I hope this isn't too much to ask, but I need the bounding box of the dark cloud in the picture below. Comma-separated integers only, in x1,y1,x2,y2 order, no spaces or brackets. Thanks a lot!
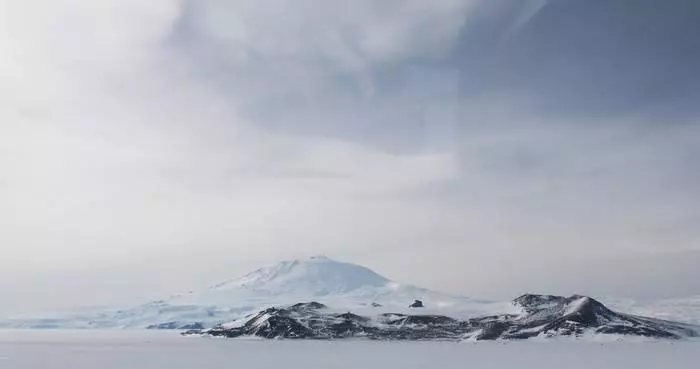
454,0,700,120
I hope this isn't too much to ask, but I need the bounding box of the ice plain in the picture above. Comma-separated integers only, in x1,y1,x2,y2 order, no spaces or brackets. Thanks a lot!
0,330,699,369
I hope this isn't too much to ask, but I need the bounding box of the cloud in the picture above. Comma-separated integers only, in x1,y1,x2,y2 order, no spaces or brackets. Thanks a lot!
0,0,464,290
186,0,474,64
1,0,699,313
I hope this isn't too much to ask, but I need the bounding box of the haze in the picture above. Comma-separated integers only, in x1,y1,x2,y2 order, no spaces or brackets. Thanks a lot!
1,0,699,315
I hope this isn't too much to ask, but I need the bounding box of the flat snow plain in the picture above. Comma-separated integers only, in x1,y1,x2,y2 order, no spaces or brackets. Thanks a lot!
0,330,698,369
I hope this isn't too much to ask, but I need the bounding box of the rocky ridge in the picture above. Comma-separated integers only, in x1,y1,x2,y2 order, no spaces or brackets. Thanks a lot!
187,294,698,341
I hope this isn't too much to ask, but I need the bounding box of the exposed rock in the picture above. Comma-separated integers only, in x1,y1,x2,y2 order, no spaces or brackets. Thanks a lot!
466,294,698,340
409,300,424,308
184,295,698,341
289,301,327,311
147,321,204,330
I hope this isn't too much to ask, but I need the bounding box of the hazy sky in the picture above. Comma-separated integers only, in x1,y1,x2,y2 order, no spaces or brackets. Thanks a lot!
1,0,699,314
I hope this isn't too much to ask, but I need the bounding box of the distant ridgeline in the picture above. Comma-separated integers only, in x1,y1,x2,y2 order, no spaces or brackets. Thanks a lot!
3,257,699,337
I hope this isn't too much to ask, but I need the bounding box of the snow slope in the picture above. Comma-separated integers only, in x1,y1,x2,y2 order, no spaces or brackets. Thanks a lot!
3,256,698,331
170,256,494,314
606,296,700,326
0,256,501,329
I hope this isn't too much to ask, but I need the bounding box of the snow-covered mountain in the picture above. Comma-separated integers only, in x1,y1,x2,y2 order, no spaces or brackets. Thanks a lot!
213,255,391,293
4,256,699,335
1,256,500,329
169,256,490,312
189,295,698,341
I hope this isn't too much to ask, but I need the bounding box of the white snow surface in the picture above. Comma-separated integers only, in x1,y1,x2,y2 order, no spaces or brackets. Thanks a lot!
2,256,699,330
0,330,699,369
606,296,700,326
0,256,506,329
172,255,501,315
212,255,390,294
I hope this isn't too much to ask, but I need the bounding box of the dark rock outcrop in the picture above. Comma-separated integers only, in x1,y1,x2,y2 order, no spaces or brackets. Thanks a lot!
183,295,698,341
466,294,697,340
409,300,424,308
289,301,328,311
147,321,204,330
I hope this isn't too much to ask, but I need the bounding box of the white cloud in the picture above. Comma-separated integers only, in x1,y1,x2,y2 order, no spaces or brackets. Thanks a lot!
0,0,463,306
1,0,699,313
193,0,474,65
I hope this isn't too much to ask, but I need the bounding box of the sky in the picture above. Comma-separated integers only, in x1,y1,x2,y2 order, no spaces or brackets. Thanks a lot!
1,0,699,314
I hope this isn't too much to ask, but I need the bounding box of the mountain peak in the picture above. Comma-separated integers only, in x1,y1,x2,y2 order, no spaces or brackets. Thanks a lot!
212,257,391,296
167,257,474,318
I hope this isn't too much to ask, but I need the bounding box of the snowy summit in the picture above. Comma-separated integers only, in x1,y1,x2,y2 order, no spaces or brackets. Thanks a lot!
210,255,391,295
167,256,482,318
3,256,698,342
1,256,483,329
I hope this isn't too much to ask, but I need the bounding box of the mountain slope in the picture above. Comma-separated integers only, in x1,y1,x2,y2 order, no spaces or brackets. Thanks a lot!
5,256,698,335
167,256,486,313
212,255,390,293
1,256,492,329
189,295,699,341
468,294,698,340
